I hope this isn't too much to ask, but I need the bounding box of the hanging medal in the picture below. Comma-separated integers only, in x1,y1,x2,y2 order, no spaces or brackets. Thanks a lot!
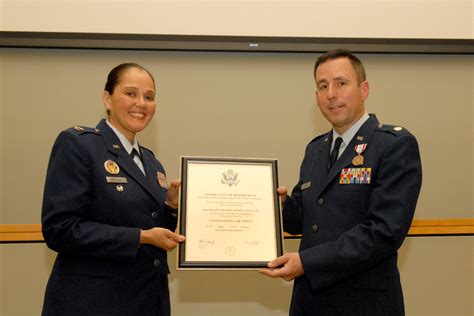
352,143,367,166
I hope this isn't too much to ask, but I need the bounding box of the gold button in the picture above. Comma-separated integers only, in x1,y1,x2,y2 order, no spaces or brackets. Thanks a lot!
318,197,324,205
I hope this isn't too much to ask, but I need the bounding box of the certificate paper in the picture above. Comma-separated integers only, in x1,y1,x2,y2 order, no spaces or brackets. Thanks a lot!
178,157,283,269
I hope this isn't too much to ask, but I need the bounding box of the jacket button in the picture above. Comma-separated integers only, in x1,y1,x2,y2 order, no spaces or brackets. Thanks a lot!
153,259,161,267
151,211,159,219
318,197,324,205
312,224,318,232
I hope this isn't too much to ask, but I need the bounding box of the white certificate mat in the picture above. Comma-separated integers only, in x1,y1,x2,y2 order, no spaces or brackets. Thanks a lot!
178,157,283,269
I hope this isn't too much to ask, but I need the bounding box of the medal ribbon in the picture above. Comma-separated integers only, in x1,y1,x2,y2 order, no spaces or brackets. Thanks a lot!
355,144,367,155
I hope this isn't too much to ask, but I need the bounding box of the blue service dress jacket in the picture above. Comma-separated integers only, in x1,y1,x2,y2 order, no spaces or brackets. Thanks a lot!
284,114,422,315
41,119,178,316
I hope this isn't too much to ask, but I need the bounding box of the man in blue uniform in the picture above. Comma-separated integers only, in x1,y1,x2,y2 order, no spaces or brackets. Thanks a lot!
260,50,422,315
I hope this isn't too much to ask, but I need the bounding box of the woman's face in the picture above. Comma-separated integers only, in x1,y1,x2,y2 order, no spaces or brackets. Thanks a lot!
103,67,156,142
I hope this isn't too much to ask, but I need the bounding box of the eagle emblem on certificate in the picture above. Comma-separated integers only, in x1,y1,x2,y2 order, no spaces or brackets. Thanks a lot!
221,169,239,186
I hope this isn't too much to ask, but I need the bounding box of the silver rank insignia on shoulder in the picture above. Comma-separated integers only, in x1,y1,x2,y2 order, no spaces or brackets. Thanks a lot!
73,126,84,132
340,168,371,184
394,126,403,131
301,181,311,190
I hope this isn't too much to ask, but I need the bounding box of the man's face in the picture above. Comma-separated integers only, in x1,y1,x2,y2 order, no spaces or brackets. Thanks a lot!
315,57,369,135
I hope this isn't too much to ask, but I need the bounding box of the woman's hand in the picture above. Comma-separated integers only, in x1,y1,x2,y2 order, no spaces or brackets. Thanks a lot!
165,180,181,209
140,227,185,251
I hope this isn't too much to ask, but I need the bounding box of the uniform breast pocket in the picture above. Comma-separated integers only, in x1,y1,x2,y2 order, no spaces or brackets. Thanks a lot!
338,183,372,193
102,182,130,206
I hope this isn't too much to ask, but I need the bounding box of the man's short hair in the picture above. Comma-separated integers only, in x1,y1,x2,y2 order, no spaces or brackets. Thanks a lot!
314,49,367,85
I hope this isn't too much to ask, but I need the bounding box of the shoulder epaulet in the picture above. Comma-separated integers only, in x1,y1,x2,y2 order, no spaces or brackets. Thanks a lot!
140,145,155,156
70,125,101,135
308,133,328,145
375,123,409,137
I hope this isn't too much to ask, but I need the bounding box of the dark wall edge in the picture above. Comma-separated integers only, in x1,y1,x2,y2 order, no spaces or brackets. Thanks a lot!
1,31,473,54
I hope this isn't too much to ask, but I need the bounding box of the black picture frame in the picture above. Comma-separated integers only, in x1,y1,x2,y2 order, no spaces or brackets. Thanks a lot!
178,156,283,269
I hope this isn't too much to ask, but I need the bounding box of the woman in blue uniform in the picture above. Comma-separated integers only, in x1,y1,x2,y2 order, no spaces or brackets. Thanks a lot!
41,63,184,315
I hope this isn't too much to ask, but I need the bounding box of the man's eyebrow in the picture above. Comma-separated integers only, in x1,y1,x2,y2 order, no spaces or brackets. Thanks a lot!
333,76,348,81
317,76,349,84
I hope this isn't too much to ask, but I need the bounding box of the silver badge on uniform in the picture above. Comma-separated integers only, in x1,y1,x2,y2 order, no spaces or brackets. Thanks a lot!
106,176,128,184
301,181,311,190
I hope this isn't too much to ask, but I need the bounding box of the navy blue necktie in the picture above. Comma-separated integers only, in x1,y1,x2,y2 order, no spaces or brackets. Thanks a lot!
130,148,140,160
130,148,145,175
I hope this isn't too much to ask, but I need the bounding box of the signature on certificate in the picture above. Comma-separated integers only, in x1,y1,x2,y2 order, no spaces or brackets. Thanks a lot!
197,239,215,249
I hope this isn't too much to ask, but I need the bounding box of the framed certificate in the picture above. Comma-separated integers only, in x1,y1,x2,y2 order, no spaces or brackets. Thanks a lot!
178,156,283,270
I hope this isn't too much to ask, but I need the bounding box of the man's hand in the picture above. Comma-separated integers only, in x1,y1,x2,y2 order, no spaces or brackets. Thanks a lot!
259,253,304,281
278,186,288,206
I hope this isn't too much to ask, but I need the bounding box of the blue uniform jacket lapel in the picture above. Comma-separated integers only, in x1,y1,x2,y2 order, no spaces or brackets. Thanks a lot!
322,114,380,190
141,149,164,197
97,120,161,204
313,133,332,195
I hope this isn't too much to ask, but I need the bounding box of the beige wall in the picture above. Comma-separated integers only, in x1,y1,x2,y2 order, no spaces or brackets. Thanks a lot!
2,0,472,39
0,49,473,315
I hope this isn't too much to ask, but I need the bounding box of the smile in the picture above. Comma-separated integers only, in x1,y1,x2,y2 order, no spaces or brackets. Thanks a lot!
328,104,344,111
129,112,145,119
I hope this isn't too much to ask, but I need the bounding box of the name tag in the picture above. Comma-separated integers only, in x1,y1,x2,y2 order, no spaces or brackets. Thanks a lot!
106,176,128,184
339,168,371,184
301,181,311,190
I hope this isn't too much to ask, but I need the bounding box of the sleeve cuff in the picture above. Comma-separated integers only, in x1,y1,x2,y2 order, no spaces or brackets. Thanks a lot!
164,201,178,216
